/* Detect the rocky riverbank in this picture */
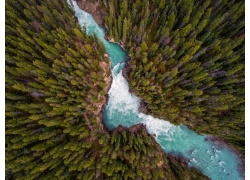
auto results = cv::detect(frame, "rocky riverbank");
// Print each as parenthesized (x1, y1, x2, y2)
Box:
(98, 56, 113, 136)
(75, 0, 107, 27)
(205, 136, 245, 179)
(104, 35, 126, 50)
(73, 3, 244, 179)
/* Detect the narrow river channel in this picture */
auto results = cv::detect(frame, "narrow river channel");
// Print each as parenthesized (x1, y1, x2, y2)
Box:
(68, 1, 244, 179)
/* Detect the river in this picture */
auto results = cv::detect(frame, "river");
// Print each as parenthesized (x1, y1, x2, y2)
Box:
(68, 1, 244, 179)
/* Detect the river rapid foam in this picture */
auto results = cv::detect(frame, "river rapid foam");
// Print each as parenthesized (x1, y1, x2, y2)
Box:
(67, 1, 244, 179)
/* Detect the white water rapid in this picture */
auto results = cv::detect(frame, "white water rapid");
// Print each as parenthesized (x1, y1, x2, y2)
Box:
(67, 1, 244, 179)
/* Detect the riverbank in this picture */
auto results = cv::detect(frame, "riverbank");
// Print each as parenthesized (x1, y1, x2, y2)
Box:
(104, 35, 126, 51)
(75, 0, 107, 27)
(205, 136, 245, 179)
(99, 55, 113, 136)
(73, 1, 244, 179)
(78, 0, 152, 118)
(95, 58, 112, 137)
(71, 6, 113, 136)
(122, 53, 245, 176)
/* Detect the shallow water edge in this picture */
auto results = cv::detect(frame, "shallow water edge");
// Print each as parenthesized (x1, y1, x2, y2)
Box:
(69, 0, 244, 179)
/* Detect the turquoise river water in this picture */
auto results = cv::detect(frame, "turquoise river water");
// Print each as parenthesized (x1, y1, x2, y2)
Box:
(68, 1, 244, 179)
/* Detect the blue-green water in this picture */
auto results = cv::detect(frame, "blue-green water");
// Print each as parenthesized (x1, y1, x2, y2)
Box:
(68, 1, 244, 179)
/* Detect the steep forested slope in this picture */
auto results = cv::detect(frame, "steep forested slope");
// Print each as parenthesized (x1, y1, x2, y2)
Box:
(5, 0, 209, 179)
(101, 0, 245, 155)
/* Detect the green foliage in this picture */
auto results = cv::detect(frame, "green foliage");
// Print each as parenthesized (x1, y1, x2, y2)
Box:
(6, 0, 209, 179)
(5, 0, 109, 178)
(102, 0, 245, 155)
(100, 125, 209, 180)
(7, 0, 244, 178)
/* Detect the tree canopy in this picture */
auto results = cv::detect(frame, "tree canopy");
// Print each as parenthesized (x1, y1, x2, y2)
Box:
(102, 0, 245, 155)
(5, 0, 209, 179)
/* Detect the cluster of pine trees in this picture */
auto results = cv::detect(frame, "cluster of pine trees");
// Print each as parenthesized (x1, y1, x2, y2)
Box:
(100, 124, 209, 180)
(101, 0, 245, 155)
(5, 0, 209, 179)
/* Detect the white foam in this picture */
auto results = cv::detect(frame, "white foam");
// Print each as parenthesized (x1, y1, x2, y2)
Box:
(190, 158, 200, 166)
(68, 1, 243, 179)
(191, 149, 197, 156)
(192, 158, 197, 163)
(138, 113, 176, 138)
(219, 161, 225, 167)
(69, 0, 106, 40)
(107, 64, 141, 114)
(215, 149, 221, 153)
(107, 63, 177, 140)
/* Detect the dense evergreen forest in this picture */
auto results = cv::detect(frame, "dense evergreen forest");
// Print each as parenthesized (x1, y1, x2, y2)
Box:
(101, 0, 245, 155)
(5, 0, 209, 179)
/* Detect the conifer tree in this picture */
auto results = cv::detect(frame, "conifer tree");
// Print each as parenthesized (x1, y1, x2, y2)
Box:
(101, 0, 245, 155)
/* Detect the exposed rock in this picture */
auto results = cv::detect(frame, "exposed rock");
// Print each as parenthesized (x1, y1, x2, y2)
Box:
(75, 0, 107, 27)
(112, 124, 147, 134)
(99, 61, 112, 92)
(138, 101, 150, 114)
(105, 36, 114, 42)
(167, 154, 192, 167)
(105, 36, 127, 50)
(118, 40, 126, 50)
(97, 60, 112, 137)
(157, 160, 164, 168)
(122, 60, 131, 81)
(129, 123, 146, 133)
